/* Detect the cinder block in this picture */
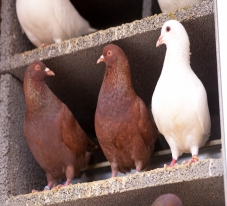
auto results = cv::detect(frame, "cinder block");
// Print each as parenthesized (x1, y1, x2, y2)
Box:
(0, 0, 223, 205)
(0, 0, 34, 71)
(0, 74, 46, 205)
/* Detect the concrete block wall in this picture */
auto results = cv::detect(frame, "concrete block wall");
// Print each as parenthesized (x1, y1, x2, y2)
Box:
(0, 74, 46, 204)
(0, 0, 34, 70)
(0, 0, 223, 205)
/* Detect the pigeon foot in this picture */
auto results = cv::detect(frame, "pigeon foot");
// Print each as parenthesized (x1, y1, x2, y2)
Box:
(182, 155, 199, 165)
(164, 159, 178, 168)
(31, 185, 51, 193)
(40, 43, 48, 48)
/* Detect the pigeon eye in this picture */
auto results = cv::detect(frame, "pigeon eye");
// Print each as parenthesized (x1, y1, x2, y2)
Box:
(166, 26, 171, 32)
(35, 65, 40, 70)
(107, 50, 112, 56)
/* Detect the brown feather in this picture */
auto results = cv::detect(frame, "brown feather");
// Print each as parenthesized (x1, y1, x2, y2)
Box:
(23, 61, 96, 189)
(95, 44, 157, 176)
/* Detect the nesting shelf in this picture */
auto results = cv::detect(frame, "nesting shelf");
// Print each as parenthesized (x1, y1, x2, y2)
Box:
(0, 0, 223, 205)
(7, 159, 224, 206)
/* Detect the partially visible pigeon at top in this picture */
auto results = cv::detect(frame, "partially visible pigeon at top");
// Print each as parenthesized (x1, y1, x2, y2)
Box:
(16, 0, 96, 47)
(157, 0, 203, 13)
(151, 194, 184, 206)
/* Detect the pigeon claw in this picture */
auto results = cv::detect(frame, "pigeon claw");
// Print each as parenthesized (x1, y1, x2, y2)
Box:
(40, 43, 48, 48)
(164, 163, 179, 169)
(53, 182, 72, 191)
(54, 184, 64, 191)
(182, 155, 199, 165)
(164, 159, 178, 168)
(189, 155, 199, 164)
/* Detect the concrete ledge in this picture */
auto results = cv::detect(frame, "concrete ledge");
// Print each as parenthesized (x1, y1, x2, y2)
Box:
(6, 158, 224, 206)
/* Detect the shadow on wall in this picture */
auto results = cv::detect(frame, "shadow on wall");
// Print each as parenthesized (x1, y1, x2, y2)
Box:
(70, 0, 162, 30)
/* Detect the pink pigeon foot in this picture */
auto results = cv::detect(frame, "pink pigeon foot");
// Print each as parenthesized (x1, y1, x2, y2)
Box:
(31, 185, 51, 193)
(54, 179, 72, 191)
(164, 158, 178, 168)
(111, 171, 118, 178)
(40, 43, 48, 48)
(182, 155, 199, 165)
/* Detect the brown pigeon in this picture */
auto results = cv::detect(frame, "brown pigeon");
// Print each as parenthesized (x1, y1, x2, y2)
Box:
(23, 61, 96, 191)
(95, 44, 158, 177)
(151, 194, 184, 206)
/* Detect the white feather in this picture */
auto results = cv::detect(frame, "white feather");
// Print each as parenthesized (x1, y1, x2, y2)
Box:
(152, 20, 210, 160)
(157, 0, 203, 13)
(16, 0, 97, 47)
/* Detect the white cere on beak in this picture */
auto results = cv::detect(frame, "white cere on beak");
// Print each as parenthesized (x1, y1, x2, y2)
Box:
(45, 67, 50, 72)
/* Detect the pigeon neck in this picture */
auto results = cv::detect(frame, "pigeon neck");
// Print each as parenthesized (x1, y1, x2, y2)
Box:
(24, 78, 59, 112)
(103, 61, 135, 96)
(97, 62, 136, 116)
(165, 41, 191, 65)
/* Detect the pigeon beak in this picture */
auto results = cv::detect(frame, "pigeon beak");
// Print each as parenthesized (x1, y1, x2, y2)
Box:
(45, 67, 55, 76)
(156, 36, 163, 47)
(97, 55, 104, 64)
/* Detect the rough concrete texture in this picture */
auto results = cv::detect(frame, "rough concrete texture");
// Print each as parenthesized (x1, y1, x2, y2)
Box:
(6, 158, 224, 206)
(0, 0, 34, 71)
(0, 74, 46, 205)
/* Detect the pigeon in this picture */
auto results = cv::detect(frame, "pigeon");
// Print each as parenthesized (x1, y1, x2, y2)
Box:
(95, 44, 158, 177)
(23, 61, 96, 191)
(16, 0, 96, 47)
(157, 0, 203, 13)
(152, 20, 210, 167)
(151, 194, 184, 206)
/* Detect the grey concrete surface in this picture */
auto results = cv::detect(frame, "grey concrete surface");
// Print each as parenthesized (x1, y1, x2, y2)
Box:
(0, 0, 34, 72)
(6, 158, 224, 206)
(0, 74, 46, 205)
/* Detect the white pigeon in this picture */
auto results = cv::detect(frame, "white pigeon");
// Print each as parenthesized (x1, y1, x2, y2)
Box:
(152, 20, 210, 167)
(16, 0, 97, 47)
(157, 0, 203, 13)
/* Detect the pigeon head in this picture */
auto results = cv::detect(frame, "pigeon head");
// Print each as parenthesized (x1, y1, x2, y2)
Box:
(97, 44, 127, 67)
(96, 43, 133, 92)
(25, 61, 55, 81)
(151, 194, 184, 206)
(156, 20, 190, 50)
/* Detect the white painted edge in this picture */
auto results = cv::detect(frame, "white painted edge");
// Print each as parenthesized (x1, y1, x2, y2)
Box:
(214, 0, 227, 204)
